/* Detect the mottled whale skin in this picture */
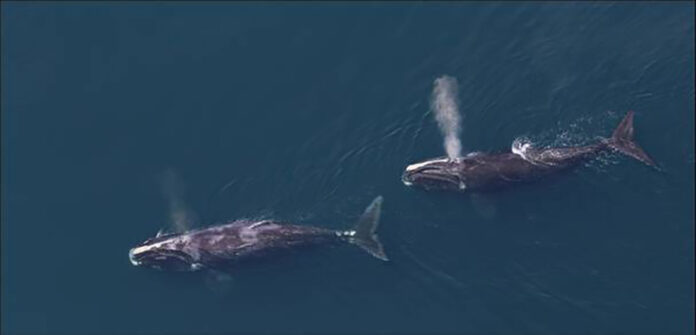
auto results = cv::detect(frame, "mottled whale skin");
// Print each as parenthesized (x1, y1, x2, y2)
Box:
(129, 196, 387, 272)
(402, 111, 656, 193)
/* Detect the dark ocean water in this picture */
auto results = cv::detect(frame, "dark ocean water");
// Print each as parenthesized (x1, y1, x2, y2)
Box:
(2, 3, 694, 335)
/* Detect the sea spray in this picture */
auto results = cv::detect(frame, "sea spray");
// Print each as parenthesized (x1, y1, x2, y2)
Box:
(431, 75, 463, 160)
(159, 169, 198, 233)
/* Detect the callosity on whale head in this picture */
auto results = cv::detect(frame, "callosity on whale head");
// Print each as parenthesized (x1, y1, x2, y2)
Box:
(129, 232, 202, 272)
(402, 157, 467, 191)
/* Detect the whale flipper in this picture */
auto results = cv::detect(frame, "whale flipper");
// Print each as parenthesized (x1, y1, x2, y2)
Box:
(607, 111, 657, 168)
(348, 196, 388, 261)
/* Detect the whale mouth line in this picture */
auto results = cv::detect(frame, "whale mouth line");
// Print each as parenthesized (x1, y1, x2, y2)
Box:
(418, 172, 460, 185)
(130, 248, 197, 271)
(402, 164, 462, 189)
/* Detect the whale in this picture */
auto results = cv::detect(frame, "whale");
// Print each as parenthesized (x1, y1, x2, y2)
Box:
(402, 111, 656, 192)
(129, 196, 387, 271)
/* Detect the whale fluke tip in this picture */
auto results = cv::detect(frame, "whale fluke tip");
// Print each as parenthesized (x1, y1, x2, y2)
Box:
(349, 196, 388, 261)
(608, 111, 657, 168)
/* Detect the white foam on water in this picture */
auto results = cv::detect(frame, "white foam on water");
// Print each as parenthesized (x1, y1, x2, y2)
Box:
(511, 137, 533, 160)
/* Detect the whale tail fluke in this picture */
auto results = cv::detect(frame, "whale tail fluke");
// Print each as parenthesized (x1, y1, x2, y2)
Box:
(607, 111, 657, 168)
(348, 196, 389, 261)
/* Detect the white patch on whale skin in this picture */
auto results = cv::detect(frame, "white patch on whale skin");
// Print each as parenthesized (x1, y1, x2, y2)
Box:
(405, 158, 450, 172)
(210, 225, 227, 233)
(130, 241, 166, 256)
(129, 248, 141, 266)
(335, 230, 356, 238)
(510, 138, 561, 167)
(240, 228, 259, 244)
(179, 235, 202, 261)
(248, 220, 271, 229)
(130, 234, 200, 264)
(209, 235, 225, 244)
(239, 222, 279, 245)
(403, 180, 413, 186)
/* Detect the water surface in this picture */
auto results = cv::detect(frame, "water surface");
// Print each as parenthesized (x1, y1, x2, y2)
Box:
(2, 3, 694, 334)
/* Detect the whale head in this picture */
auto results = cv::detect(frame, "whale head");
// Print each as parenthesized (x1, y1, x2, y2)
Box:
(402, 157, 467, 192)
(129, 232, 202, 271)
